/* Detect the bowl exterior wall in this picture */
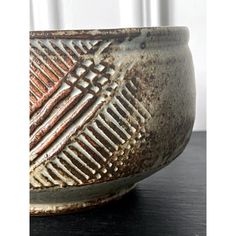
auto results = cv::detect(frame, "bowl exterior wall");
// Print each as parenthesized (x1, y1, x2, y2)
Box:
(29, 28, 195, 214)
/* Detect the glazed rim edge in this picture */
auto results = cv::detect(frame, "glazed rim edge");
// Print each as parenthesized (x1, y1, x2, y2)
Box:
(30, 26, 189, 44)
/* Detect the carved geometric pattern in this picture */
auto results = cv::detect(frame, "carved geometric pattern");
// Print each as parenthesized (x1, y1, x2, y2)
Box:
(30, 37, 151, 189)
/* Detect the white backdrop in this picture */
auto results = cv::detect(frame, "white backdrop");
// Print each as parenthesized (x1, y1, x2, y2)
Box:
(30, 0, 206, 131)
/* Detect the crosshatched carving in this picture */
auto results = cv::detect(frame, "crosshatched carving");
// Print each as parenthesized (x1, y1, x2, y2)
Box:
(30, 36, 152, 189)
(29, 28, 195, 215)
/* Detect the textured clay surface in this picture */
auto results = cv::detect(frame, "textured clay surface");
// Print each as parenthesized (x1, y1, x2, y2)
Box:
(29, 27, 195, 214)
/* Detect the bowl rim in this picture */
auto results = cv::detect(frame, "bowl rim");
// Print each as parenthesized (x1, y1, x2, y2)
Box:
(30, 26, 189, 40)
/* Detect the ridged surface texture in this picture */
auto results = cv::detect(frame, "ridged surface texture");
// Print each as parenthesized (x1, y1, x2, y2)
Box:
(30, 28, 195, 191)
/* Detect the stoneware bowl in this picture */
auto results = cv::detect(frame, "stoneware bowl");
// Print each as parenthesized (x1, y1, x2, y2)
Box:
(30, 27, 195, 216)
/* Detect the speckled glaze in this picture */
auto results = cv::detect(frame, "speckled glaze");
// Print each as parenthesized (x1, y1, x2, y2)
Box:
(30, 27, 195, 216)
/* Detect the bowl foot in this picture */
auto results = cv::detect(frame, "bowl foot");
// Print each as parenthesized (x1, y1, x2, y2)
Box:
(30, 184, 135, 216)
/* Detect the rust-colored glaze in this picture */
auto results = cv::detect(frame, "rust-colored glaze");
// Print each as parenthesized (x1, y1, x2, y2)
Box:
(30, 27, 195, 215)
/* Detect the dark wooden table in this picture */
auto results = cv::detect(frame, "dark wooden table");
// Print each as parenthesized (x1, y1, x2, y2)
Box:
(30, 132, 206, 236)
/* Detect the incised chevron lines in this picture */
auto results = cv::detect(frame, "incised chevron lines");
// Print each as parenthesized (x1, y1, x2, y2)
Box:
(30, 37, 151, 189)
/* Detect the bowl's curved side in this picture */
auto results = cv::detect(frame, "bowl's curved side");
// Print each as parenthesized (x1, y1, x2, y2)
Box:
(135, 35, 196, 171)
(29, 28, 195, 214)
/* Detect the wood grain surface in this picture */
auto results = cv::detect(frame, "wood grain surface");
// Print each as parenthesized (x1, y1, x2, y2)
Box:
(30, 131, 206, 236)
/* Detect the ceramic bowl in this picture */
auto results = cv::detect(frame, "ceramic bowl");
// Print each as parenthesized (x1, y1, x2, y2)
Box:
(30, 27, 195, 215)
